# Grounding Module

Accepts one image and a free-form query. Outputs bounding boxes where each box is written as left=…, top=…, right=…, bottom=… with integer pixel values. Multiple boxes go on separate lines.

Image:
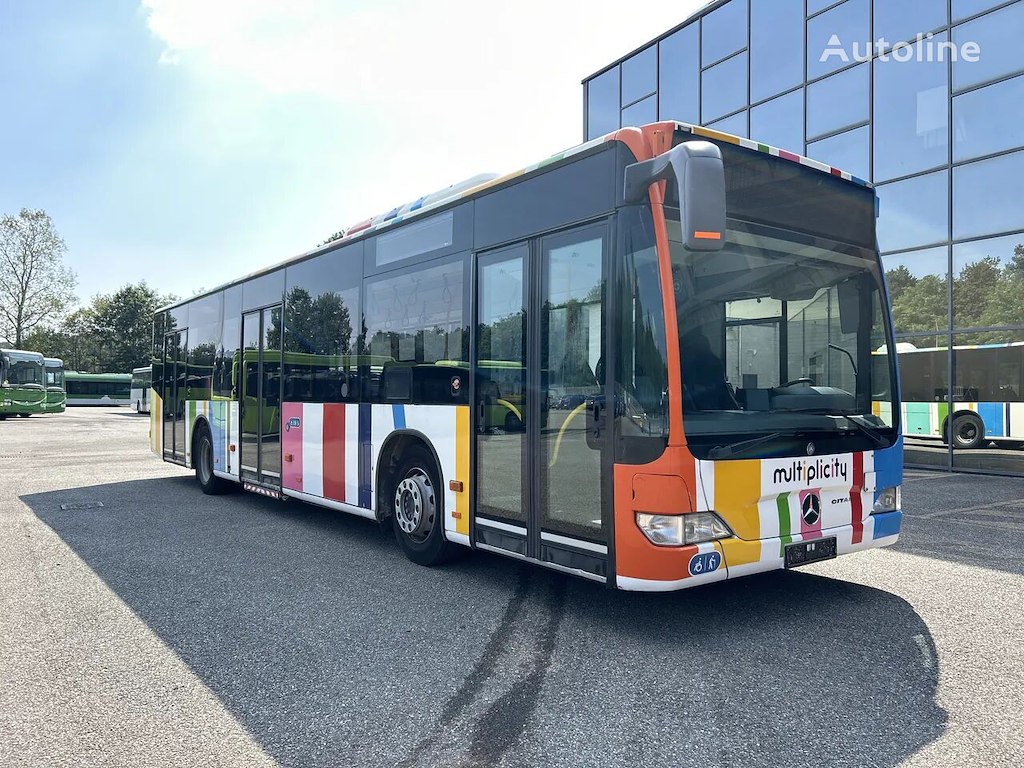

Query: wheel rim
left=957, top=423, right=977, bottom=446
left=199, top=437, right=212, bottom=484
left=394, top=469, right=435, bottom=543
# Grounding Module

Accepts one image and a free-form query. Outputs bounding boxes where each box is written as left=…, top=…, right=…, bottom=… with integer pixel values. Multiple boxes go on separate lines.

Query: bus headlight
left=635, top=512, right=732, bottom=547
left=872, top=486, right=900, bottom=514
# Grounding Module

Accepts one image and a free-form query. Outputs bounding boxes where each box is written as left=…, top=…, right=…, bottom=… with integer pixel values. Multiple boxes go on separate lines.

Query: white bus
left=131, top=366, right=152, bottom=413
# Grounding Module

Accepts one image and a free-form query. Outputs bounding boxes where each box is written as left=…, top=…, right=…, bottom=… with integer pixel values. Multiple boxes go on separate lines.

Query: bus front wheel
left=195, top=424, right=230, bottom=495
left=950, top=413, right=985, bottom=450
left=391, top=446, right=454, bottom=566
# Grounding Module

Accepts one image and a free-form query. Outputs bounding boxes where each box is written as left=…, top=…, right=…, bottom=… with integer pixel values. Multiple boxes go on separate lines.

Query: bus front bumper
left=616, top=510, right=902, bottom=592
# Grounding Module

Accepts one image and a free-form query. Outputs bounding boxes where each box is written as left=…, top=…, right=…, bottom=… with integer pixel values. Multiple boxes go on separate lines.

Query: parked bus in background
left=150, top=121, right=902, bottom=591
left=43, top=357, right=66, bottom=414
left=65, top=372, right=132, bottom=406
left=0, top=348, right=46, bottom=418
left=895, top=340, right=1024, bottom=450
left=131, top=366, right=152, bottom=413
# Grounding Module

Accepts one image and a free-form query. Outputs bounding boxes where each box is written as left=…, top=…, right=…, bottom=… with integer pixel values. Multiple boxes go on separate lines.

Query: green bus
left=0, top=349, right=46, bottom=418
left=64, top=372, right=132, bottom=405
left=43, top=357, right=67, bottom=414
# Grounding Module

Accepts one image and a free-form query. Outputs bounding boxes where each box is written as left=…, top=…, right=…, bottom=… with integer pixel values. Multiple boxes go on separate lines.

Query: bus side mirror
left=624, top=140, right=726, bottom=252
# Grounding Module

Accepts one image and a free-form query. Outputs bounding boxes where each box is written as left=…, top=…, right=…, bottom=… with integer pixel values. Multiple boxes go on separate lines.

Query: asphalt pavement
left=1, top=408, right=1022, bottom=767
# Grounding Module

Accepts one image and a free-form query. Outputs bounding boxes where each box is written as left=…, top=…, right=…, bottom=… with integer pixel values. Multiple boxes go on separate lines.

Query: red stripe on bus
left=851, top=452, right=864, bottom=544
left=323, top=404, right=346, bottom=501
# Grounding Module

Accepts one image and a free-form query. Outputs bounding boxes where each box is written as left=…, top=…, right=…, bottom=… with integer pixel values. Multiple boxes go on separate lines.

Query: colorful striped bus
left=65, top=372, right=132, bottom=406
left=0, top=349, right=46, bottom=417
left=150, top=121, right=903, bottom=591
left=896, top=340, right=1024, bottom=450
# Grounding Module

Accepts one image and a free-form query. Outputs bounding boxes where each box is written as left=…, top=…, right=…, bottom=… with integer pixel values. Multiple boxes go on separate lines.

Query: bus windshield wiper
left=708, top=431, right=787, bottom=460
left=838, top=413, right=887, bottom=446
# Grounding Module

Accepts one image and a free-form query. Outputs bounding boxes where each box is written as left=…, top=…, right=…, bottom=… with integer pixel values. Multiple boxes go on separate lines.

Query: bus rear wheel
left=18, top=413, right=30, bottom=418
left=950, top=413, right=985, bottom=450
left=195, top=424, right=230, bottom=495
left=391, top=447, right=454, bottom=566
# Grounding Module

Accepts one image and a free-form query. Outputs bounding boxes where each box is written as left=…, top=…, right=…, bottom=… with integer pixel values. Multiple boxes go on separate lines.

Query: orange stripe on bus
left=693, top=231, right=722, bottom=240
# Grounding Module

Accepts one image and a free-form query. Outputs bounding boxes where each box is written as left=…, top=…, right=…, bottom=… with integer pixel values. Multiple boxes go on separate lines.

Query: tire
left=195, top=424, right=230, bottom=495
left=18, top=413, right=30, bottom=418
left=504, top=410, right=523, bottom=433
left=950, top=413, right=985, bottom=450
left=391, top=446, right=454, bottom=566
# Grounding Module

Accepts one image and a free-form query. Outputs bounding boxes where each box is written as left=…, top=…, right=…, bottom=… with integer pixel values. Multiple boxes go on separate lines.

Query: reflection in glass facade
left=583, top=0, right=1024, bottom=473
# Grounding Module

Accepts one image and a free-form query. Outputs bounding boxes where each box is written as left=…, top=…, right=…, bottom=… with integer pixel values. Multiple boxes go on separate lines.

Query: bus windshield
left=667, top=149, right=898, bottom=459
left=6, top=352, right=44, bottom=388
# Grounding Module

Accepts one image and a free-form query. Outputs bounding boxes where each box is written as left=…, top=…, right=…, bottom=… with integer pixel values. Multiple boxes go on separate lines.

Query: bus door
left=162, top=329, right=187, bottom=462
left=239, top=306, right=283, bottom=487
left=473, top=222, right=611, bottom=579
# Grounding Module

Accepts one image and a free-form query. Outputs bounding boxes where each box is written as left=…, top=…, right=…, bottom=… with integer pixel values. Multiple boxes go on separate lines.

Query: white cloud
left=134, top=0, right=705, bottom=294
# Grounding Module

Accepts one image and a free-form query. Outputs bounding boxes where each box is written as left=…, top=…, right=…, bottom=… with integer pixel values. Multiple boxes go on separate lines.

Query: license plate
left=784, top=537, right=837, bottom=568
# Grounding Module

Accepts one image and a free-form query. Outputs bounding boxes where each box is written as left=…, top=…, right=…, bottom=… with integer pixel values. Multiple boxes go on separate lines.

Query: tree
left=0, top=208, right=77, bottom=347
left=88, top=283, right=175, bottom=372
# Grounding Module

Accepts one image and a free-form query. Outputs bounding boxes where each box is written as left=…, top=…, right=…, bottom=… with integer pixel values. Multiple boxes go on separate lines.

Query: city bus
left=894, top=340, right=1024, bottom=450
left=131, top=366, right=152, bottom=413
left=150, top=120, right=902, bottom=590
left=0, top=348, right=46, bottom=418
left=43, top=357, right=66, bottom=414
left=65, top=372, right=132, bottom=405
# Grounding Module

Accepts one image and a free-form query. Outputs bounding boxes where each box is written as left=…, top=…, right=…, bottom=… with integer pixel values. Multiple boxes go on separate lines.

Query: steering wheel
left=780, top=377, right=814, bottom=387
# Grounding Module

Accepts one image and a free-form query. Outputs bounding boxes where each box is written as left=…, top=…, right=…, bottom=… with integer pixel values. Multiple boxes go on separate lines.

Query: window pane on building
left=807, top=0, right=837, bottom=14
left=702, top=52, right=748, bottom=123
left=621, top=45, right=657, bottom=106
left=706, top=110, right=748, bottom=138
left=587, top=67, right=619, bottom=140
left=749, top=88, right=803, bottom=152
left=701, top=0, right=748, bottom=66
left=953, top=74, right=1024, bottom=162
left=883, top=247, right=949, bottom=337
left=750, top=0, right=803, bottom=102
left=873, top=0, right=946, bottom=44
left=621, top=94, right=657, bottom=128
left=951, top=330, right=1024, bottom=474
left=873, top=34, right=949, bottom=182
left=807, top=0, right=870, bottom=80
left=953, top=233, right=1024, bottom=330
left=952, top=2, right=1024, bottom=91
left=808, top=124, right=869, bottom=180
left=953, top=0, right=1012, bottom=21
left=953, top=149, right=1024, bottom=240
left=658, top=23, right=699, bottom=124
left=807, top=62, right=868, bottom=140
left=877, top=169, right=949, bottom=252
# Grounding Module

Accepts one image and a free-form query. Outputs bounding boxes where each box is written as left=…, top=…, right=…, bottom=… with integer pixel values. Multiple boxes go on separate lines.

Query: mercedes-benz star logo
left=801, top=493, right=821, bottom=526
left=806, top=441, right=816, bottom=455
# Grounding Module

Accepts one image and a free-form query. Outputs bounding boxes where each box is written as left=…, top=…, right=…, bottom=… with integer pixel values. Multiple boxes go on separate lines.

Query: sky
left=0, top=0, right=706, bottom=305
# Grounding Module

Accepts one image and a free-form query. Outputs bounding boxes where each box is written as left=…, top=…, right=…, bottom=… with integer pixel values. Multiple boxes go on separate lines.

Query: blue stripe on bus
left=392, top=403, right=406, bottom=430
left=979, top=402, right=1003, bottom=437
left=872, top=510, right=902, bottom=539
left=359, top=403, right=372, bottom=509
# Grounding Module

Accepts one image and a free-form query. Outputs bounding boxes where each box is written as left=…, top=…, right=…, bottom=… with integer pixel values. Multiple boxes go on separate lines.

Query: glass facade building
left=584, top=0, right=1024, bottom=474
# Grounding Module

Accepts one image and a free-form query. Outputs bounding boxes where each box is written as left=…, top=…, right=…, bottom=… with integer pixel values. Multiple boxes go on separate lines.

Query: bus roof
left=1, top=349, right=44, bottom=361
left=132, top=365, right=152, bottom=374
left=158, top=120, right=871, bottom=314
left=43, top=357, right=64, bottom=367
left=66, top=372, right=132, bottom=380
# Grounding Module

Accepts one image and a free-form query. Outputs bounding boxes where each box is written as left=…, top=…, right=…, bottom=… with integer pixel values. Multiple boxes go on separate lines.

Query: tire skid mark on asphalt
left=397, top=568, right=567, bottom=768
